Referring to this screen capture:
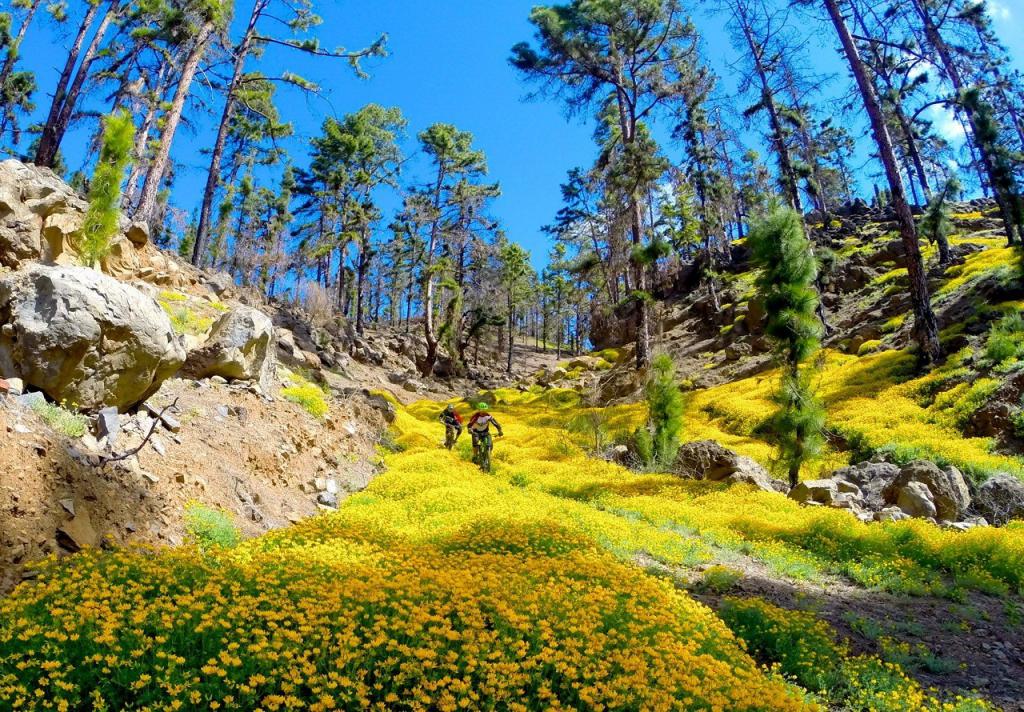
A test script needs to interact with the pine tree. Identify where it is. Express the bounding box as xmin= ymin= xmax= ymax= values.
xmin=919 ymin=177 xmax=960 ymax=266
xmin=818 ymin=0 xmax=941 ymax=363
xmin=512 ymin=0 xmax=700 ymax=370
xmin=80 ymin=110 xmax=134 ymax=268
xmin=634 ymin=353 xmax=684 ymax=469
xmin=748 ymin=208 xmax=824 ymax=488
